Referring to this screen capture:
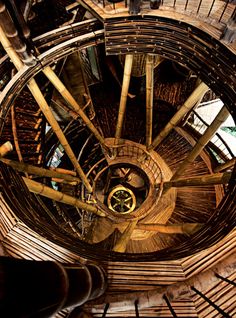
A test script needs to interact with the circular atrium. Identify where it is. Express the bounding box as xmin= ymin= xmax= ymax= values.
xmin=0 ymin=0 xmax=235 ymax=317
